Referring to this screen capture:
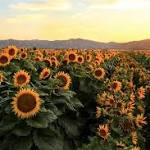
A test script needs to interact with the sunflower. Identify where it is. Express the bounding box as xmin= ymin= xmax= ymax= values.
xmin=34 ymin=56 xmax=42 ymax=62
xmin=39 ymin=68 xmax=51 ymax=80
xmin=135 ymin=114 xmax=147 ymax=128
xmin=0 ymin=72 xmax=4 ymax=83
xmin=0 ymin=53 xmax=10 ymax=67
xmin=97 ymin=124 xmax=110 ymax=140
xmin=93 ymin=67 xmax=105 ymax=80
xmin=5 ymin=45 xmax=18 ymax=58
xmin=67 ymin=51 xmax=77 ymax=63
xmin=13 ymin=70 xmax=30 ymax=87
xmin=20 ymin=51 xmax=28 ymax=59
xmin=11 ymin=89 xmax=41 ymax=119
xmin=51 ymin=60 xmax=59 ymax=67
xmin=111 ymin=81 xmax=122 ymax=92
xmin=77 ymin=55 xmax=84 ymax=64
xmin=43 ymin=58 xmax=51 ymax=66
xmin=54 ymin=71 xmax=72 ymax=90
xmin=85 ymin=53 xmax=92 ymax=62
xmin=137 ymin=87 xmax=145 ymax=100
